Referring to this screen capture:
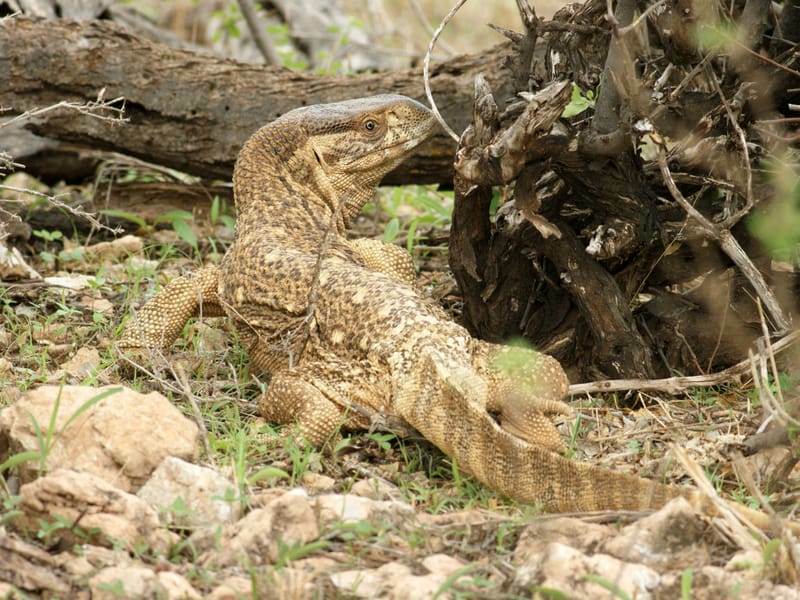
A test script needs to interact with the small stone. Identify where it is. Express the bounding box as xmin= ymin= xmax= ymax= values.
xmin=350 ymin=477 xmax=402 ymax=501
xmin=0 ymin=242 xmax=40 ymax=280
xmin=157 ymin=572 xmax=202 ymax=599
xmin=513 ymin=516 xmax=612 ymax=561
xmin=83 ymin=235 xmax=144 ymax=262
xmin=208 ymin=576 xmax=251 ymax=600
xmin=187 ymin=321 xmax=228 ymax=354
xmin=515 ymin=542 xmax=660 ymax=596
xmin=42 ymin=274 xmax=95 ymax=291
xmin=60 ymin=347 xmax=101 ymax=380
xmin=78 ymin=296 xmax=114 ymax=314
xmin=315 ymin=494 xmax=415 ymax=529
xmin=89 ymin=566 xmax=200 ymax=600
xmin=421 ymin=554 xmax=465 ymax=576
xmin=602 ymin=496 xmax=707 ymax=569
xmin=301 ymin=472 xmax=336 ymax=494
xmin=330 ymin=560 xmax=461 ymax=600
xmin=208 ymin=490 xmax=319 ymax=567
xmin=0 ymin=385 xmax=200 ymax=491
xmin=0 ymin=357 xmax=12 ymax=373
xmin=18 ymin=469 xmax=173 ymax=553
xmin=137 ymin=457 xmax=239 ymax=527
